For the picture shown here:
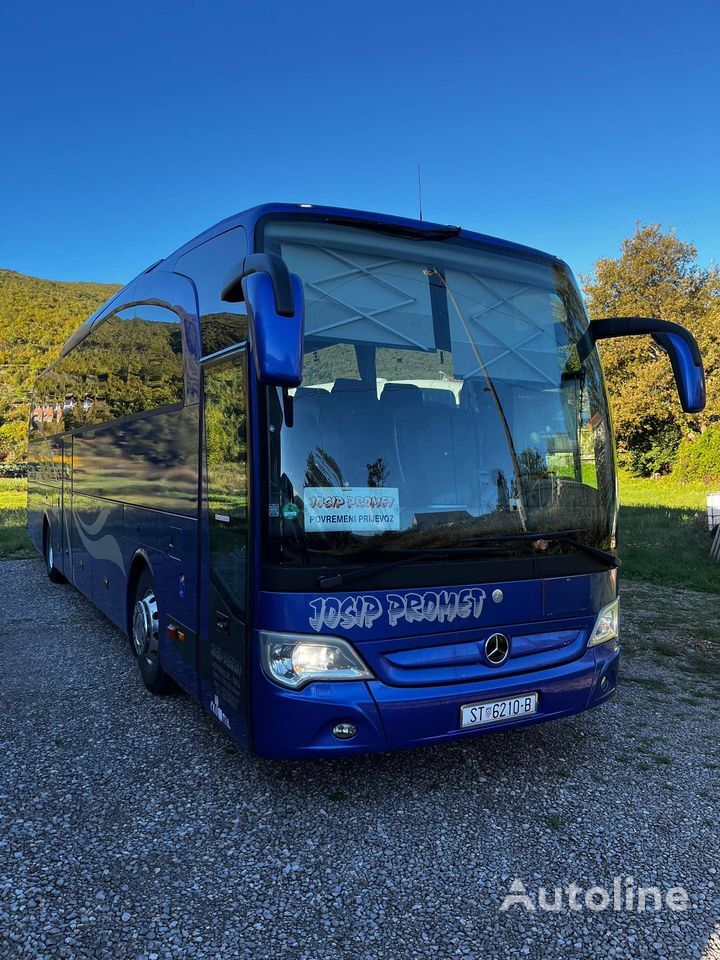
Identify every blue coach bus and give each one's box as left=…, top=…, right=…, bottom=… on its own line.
left=27, top=203, right=705, bottom=758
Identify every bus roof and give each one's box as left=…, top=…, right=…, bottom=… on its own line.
left=163, top=202, right=561, bottom=266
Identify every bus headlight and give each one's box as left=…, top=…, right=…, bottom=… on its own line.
left=587, top=598, right=619, bottom=647
left=259, top=631, right=374, bottom=689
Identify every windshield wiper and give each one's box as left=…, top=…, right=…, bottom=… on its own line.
left=458, top=531, right=619, bottom=568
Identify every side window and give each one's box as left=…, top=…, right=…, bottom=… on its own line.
left=59, top=304, right=184, bottom=427
left=175, top=226, right=248, bottom=356
left=74, top=313, right=128, bottom=424
left=116, top=304, right=184, bottom=415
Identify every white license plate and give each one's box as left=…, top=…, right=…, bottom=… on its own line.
left=461, top=692, right=538, bottom=728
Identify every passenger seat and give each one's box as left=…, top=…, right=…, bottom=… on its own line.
left=380, top=382, right=480, bottom=516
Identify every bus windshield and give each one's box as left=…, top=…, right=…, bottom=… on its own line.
left=260, top=218, right=616, bottom=567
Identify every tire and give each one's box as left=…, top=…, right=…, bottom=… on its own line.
left=44, top=525, right=66, bottom=583
left=130, top=568, right=175, bottom=695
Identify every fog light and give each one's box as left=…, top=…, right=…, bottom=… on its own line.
left=332, top=722, right=357, bottom=740
left=600, top=676, right=609, bottom=691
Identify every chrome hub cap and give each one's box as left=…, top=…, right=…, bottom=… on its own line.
left=132, top=590, right=159, bottom=661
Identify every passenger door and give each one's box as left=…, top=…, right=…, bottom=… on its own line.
left=199, top=348, right=250, bottom=736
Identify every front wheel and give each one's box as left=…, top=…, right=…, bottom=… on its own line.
left=131, top=570, right=174, bottom=695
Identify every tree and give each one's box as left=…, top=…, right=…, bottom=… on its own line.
left=583, top=224, right=720, bottom=475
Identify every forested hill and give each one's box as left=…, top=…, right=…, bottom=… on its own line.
left=0, top=269, right=121, bottom=462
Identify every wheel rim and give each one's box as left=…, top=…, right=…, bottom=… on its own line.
left=132, top=590, right=159, bottom=663
left=47, top=542, right=54, bottom=571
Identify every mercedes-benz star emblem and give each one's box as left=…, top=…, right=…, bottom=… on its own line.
left=484, top=633, right=510, bottom=666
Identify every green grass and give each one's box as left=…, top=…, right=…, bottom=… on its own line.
left=618, top=470, right=720, bottom=593
left=0, top=478, right=34, bottom=559
left=618, top=470, right=709, bottom=510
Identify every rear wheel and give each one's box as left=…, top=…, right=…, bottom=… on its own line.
left=44, top=524, right=65, bottom=583
left=131, top=569, right=174, bottom=695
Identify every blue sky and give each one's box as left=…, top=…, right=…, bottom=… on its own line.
left=1, top=0, right=718, bottom=285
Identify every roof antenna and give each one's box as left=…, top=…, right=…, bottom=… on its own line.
left=417, top=162, right=423, bottom=221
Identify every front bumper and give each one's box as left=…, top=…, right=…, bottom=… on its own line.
left=250, top=640, right=620, bottom=759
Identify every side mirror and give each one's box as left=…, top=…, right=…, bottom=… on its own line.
left=221, top=253, right=304, bottom=386
left=577, top=316, right=705, bottom=413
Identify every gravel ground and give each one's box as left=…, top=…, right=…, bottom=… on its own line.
left=1, top=559, right=719, bottom=960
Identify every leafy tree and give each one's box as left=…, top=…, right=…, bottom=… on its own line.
left=674, top=424, right=720, bottom=483
left=583, top=224, right=720, bottom=475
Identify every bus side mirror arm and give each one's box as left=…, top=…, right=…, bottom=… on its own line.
left=221, top=254, right=305, bottom=388
left=577, top=316, right=706, bottom=414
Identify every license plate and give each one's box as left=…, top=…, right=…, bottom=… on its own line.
left=461, top=692, right=538, bottom=728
